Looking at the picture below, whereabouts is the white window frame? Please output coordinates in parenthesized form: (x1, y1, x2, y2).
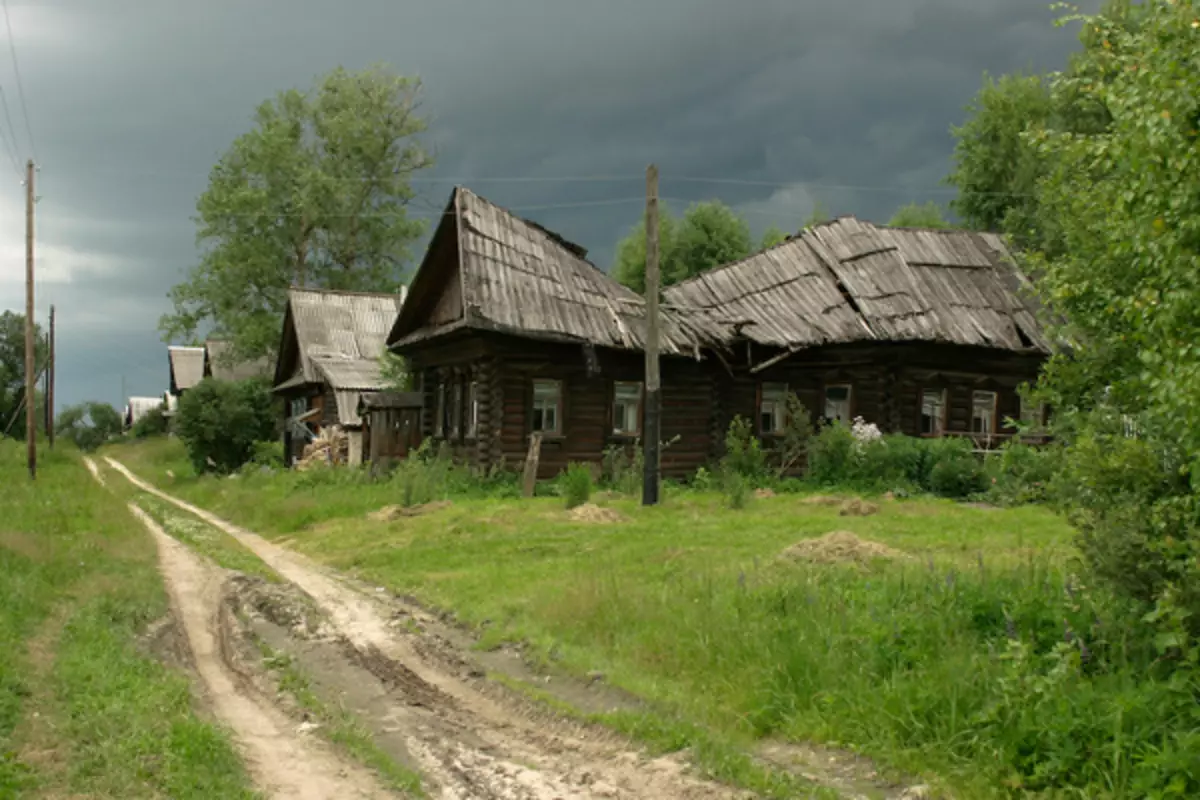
(449, 381, 463, 439)
(466, 381, 479, 439)
(971, 390, 998, 435)
(824, 384, 852, 423)
(759, 382, 788, 435)
(433, 383, 446, 438)
(920, 389, 947, 436)
(531, 379, 562, 435)
(612, 381, 643, 436)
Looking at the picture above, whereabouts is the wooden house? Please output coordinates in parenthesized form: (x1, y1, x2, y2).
(357, 391, 425, 469)
(167, 346, 205, 398)
(664, 217, 1052, 451)
(272, 287, 407, 466)
(387, 187, 1051, 479)
(204, 339, 273, 383)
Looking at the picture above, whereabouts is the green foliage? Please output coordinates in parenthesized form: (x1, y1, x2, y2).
(160, 65, 432, 364)
(55, 402, 124, 452)
(984, 440, 1063, 506)
(612, 200, 753, 293)
(758, 225, 788, 249)
(721, 416, 767, 482)
(249, 439, 284, 469)
(802, 199, 832, 229)
(0, 311, 45, 440)
(806, 422, 856, 486)
(722, 470, 749, 510)
(926, 437, 986, 499)
(378, 352, 412, 391)
(886, 201, 953, 229)
(774, 393, 813, 477)
(560, 463, 593, 509)
(130, 403, 169, 439)
(601, 442, 643, 497)
(174, 378, 276, 474)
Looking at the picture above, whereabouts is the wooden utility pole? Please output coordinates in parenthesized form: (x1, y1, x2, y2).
(24, 159, 35, 479)
(46, 304, 55, 448)
(642, 164, 661, 506)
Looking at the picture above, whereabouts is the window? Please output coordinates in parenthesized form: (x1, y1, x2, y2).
(759, 382, 788, 434)
(612, 381, 642, 435)
(289, 397, 308, 419)
(920, 389, 946, 436)
(433, 383, 446, 437)
(972, 390, 997, 434)
(1019, 395, 1044, 428)
(532, 379, 562, 434)
(466, 381, 479, 438)
(824, 384, 852, 423)
(449, 382, 463, 439)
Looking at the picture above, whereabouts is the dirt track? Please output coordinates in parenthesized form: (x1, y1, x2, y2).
(100, 456, 756, 800)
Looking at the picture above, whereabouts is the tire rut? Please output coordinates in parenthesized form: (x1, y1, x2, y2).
(103, 456, 755, 800)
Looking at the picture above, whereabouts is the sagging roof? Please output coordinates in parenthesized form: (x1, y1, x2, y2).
(204, 339, 273, 383)
(167, 346, 206, 393)
(665, 216, 1050, 355)
(388, 187, 704, 356)
(274, 286, 408, 427)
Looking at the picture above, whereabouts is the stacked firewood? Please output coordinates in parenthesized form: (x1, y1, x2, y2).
(295, 426, 349, 470)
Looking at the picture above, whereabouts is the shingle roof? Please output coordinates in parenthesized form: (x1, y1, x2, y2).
(167, 346, 206, 393)
(204, 340, 273, 382)
(389, 187, 704, 355)
(665, 216, 1049, 354)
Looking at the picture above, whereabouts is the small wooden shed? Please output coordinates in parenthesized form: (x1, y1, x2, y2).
(358, 391, 425, 469)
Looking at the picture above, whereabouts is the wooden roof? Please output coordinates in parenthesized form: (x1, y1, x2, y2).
(388, 187, 704, 356)
(167, 346, 206, 393)
(204, 340, 273, 383)
(665, 216, 1049, 354)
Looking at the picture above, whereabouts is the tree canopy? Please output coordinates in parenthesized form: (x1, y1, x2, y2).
(160, 65, 433, 365)
(0, 311, 46, 439)
(56, 402, 123, 452)
(887, 201, 954, 229)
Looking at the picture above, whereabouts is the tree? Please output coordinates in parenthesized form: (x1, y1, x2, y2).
(759, 225, 789, 249)
(160, 65, 433, 365)
(802, 199, 833, 229)
(0, 311, 46, 439)
(175, 378, 277, 474)
(56, 402, 123, 452)
(612, 201, 753, 293)
(130, 402, 170, 438)
(1029, 0, 1200, 623)
(887, 201, 953, 229)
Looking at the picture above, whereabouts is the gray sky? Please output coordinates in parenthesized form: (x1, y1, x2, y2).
(0, 0, 1095, 410)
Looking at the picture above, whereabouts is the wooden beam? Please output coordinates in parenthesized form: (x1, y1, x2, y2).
(522, 432, 543, 498)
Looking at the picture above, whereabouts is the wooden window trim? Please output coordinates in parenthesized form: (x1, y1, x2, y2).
(612, 380, 643, 438)
(971, 389, 999, 435)
(530, 378, 564, 439)
(465, 380, 479, 440)
(449, 380, 463, 440)
(919, 387, 948, 437)
(758, 381, 788, 437)
(433, 382, 446, 438)
(823, 383, 853, 424)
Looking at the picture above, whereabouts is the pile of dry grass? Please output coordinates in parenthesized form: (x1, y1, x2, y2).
(565, 503, 625, 523)
(839, 498, 880, 517)
(781, 531, 910, 566)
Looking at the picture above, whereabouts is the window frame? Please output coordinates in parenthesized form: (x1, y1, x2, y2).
(758, 381, 789, 436)
(449, 380, 463, 440)
(433, 382, 446, 438)
(612, 380, 643, 437)
(919, 388, 947, 437)
(971, 389, 998, 435)
(823, 383, 853, 424)
(465, 380, 479, 439)
(531, 379, 563, 436)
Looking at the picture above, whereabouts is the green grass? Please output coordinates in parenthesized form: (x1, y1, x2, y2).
(108, 437, 1185, 798)
(0, 439, 258, 798)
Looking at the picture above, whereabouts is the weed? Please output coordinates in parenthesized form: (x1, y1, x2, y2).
(560, 463, 593, 509)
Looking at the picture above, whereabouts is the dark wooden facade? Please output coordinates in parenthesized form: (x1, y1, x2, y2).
(359, 391, 425, 469)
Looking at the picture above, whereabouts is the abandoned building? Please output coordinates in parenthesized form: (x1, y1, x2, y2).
(273, 286, 408, 467)
(382, 186, 1051, 479)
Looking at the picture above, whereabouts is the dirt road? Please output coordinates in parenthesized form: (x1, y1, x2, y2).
(101, 456, 757, 800)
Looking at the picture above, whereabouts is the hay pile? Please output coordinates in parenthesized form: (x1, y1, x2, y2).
(295, 426, 349, 470)
(565, 503, 625, 523)
(781, 531, 909, 566)
(839, 498, 880, 517)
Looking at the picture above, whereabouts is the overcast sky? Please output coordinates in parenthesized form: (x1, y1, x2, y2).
(0, 0, 1096, 411)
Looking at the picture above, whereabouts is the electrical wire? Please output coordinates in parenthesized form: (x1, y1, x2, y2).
(1, 0, 35, 163)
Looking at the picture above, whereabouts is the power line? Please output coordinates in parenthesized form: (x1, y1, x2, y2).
(1, 0, 35, 162)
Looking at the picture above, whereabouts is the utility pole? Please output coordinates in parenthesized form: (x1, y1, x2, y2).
(642, 164, 661, 506)
(46, 304, 55, 448)
(24, 158, 35, 479)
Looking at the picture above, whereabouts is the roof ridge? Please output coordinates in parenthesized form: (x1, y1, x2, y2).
(288, 286, 406, 300)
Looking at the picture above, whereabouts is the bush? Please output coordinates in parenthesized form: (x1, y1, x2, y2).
(130, 403, 169, 438)
(249, 440, 284, 468)
(722, 469, 749, 509)
(601, 442, 641, 496)
(985, 440, 1062, 506)
(806, 421, 856, 485)
(722, 416, 767, 481)
(560, 463, 592, 509)
(55, 402, 123, 452)
(174, 378, 276, 474)
(925, 437, 987, 499)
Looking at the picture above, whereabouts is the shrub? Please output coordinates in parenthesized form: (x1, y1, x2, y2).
(806, 421, 856, 485)
(691, 466, 716, 491)
(561, 462, 592, 509)
(130, 403, 169, 438)
(55, 402, 123, 452)
(773, 393, 813, 476)
(174, 378, 276, 474)
(985, 440, 1062, 506)
(722, 415, 767, 481)
(249, 440, 284, 468)
(722, 469, 749, 509)
(926, 437, 986, 499)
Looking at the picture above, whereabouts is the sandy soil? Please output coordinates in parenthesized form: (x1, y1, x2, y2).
(103, 456, 754, 800)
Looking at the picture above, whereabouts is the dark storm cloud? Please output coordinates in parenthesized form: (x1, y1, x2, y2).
(0, 0, 1097, 408)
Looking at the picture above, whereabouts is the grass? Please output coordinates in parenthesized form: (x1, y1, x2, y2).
(251, 636, 426, 797)
(0, 439, 258, 798)
(108, 436, 1176, 798)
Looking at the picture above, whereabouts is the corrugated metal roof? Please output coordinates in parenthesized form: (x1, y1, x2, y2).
(167, 346, 206, 392)
(666, 216, 1049, 354)
(204, 340, 273, 382)
(391, 187, 704, 355)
